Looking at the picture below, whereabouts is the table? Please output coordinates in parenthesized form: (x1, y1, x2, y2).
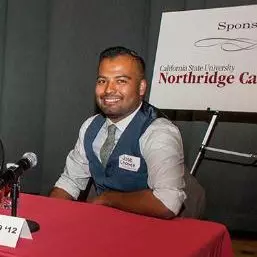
(0, 194, 233, 257)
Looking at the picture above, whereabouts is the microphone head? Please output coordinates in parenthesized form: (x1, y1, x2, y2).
(22, 152, 37, 168)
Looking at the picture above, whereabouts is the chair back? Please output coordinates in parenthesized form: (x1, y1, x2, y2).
(179, 169, 206, 218)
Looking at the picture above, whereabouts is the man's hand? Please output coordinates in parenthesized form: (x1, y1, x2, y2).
(89, 190, 175, 219)
(89, 191, 110, 205)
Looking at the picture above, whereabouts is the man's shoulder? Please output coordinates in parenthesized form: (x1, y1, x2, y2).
(151, 117, 178, 129)
(144, 117, 181, 137)
(79, 114, 100, 135)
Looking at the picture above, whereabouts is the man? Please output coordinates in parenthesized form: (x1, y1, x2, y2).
(50, 46, 186, 219)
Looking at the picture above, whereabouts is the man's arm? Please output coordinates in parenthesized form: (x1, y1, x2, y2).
(90, 189, 175, 219)
(49, 187, 74, 200)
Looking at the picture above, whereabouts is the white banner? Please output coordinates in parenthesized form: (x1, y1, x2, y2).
(150, 5, 257, 112)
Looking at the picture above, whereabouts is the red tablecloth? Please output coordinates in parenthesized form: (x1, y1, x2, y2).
(0, 194, 233, 257)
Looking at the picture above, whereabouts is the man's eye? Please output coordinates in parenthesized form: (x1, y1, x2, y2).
(97, 79, 106, 84)
(117, 79, 127, 84)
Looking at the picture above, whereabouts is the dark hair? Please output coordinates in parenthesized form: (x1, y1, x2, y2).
(99, 46, 145, 78)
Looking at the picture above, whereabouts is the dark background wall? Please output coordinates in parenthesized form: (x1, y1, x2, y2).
(0, 0, 256, 232)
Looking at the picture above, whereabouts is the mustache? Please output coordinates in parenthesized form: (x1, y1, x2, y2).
(100, 94, 122, 99)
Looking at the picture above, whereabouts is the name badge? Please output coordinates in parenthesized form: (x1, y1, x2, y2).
(119, 154, 140, 172)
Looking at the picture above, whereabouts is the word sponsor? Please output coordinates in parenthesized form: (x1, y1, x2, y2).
(218, 21, 257, 32)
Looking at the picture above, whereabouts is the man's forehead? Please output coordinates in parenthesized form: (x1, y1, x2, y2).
(97, 74, 132, 79)
(98, 55, 140, 73)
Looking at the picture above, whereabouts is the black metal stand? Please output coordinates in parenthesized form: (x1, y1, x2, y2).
(11, 182, 19, 217)
(190, 111, 219, 175)
(190, 110, 257, 176)
(11, 182, 40, 233)
(26, 219, 40, 232)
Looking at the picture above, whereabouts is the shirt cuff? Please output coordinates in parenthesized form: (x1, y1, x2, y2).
(54, 176, 82, 200)
(153, 188, 186, 215)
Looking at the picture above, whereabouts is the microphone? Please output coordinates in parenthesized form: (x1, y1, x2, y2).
(0, 152, 39, 233)
(0, 152, 37, 190)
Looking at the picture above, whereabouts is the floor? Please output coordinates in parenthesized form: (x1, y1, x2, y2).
(231, 232, 257, 257)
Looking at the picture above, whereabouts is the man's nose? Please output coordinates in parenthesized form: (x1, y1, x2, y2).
(105, 81, 116, 93)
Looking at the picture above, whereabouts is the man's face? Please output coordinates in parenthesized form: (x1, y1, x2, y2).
(95, 55, 146, 122)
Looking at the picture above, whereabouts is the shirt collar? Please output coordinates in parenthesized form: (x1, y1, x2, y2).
(105, 102, 142, 132)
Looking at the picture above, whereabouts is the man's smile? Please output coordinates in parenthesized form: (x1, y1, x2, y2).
(102, 97, 122, 104)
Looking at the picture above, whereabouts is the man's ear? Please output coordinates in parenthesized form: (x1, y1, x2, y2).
(139, 79, 147, 97)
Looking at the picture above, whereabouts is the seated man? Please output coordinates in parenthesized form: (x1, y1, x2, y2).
(50, 46, 186, 219)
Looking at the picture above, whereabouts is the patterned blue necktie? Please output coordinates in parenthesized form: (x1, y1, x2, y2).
(100, 124, 117, 167)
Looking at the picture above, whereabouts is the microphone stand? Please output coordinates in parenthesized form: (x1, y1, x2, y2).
(10, 180, 40, 233)
(11, 182, 19, 217)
